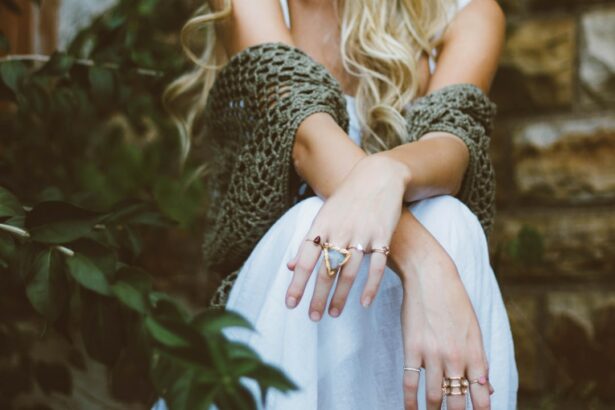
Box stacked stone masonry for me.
[491,1,615,408]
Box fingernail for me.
[362,297,372,307]
[479,376,487,385]
[286,296,297,308]
[310,311,321,321]
[329,307,340,317]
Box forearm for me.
[293,114,441,280]
[380,132,470,202]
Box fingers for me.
[467,360,492,410]
[424,361,443,410]
[443,362,468,410]
[308,255,337,321]
[402,367,421,410]
[285,236,322,309]
[361,250,386,307]
[328,247,363,317]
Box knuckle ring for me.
[306,235,322,246]
[469,375,489,385]
[441,376,469,396]
[348,243,365,253]
[368,245,390,256]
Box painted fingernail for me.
[286,296,297,308]
[362,297,372,307]
[329,307,340,317]
[310,311,321,321]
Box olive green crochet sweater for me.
[199,43,497,308]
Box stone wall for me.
[490,1,615,408]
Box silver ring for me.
[348,243,365,253]
[403,366,421,373]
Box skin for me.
[210,1,505,409]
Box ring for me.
[441,376,469,396]
[305,235,322,246]
[321,242,351,277]
[348,243,365,253]
[403,366,421,374]
[369,245,390,256]
[469,375,489,385]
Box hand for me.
[285,154,409,320]
[399,233,494,410]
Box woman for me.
[162,0,518,409]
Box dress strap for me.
[279,0,291,28]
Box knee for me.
[411,195,482,236]
[408,195,485,257]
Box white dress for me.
[156,1,519,409]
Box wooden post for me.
[0,0,59,56]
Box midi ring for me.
[369,245,390,256]
[321,242,351,278]
[403,366,421,374]
[348,243,365,253]
[469,375,489,385]
[305,235,322,246]
[442,376,469,396]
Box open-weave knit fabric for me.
[200,42,350,283]
[202,43,497,309]
[400,83,497,234]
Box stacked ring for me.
[369,245,390,256]
[442,376,469,396]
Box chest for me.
[285,0,358,95]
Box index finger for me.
[285,235,323,309]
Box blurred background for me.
[0,0,613,409]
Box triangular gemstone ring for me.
[322,243,351,277]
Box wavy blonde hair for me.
[164,0,456,161]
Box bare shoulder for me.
[428,0,506,93]
[211,0,294,56]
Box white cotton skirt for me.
[217,194,519,410]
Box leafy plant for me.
[0,0,298,408]
[0,187,297,409]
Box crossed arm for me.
[214,1,505,408]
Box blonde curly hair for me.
[164,0,456,161]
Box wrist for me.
[388,210,433,284]
[366,151,413,188]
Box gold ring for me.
[348,243,365,253]
[321,242,351,277]
[441,376,469,396]
[369,245,390,256]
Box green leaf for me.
[40,51,75,76]
[68,238,117,278]
[0,232,15,267]
[26,201,101,244]
[111,266,152,314]
[88,65,114,102]
[150,351,218,410]
[25,249,67,321]
[66,253,112,296]
[144,317,194,349]
[0,60,27,92]
[192,309,254,337]
[0,186,24,219]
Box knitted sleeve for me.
[402,83,497,234]
[200,42,349,276]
